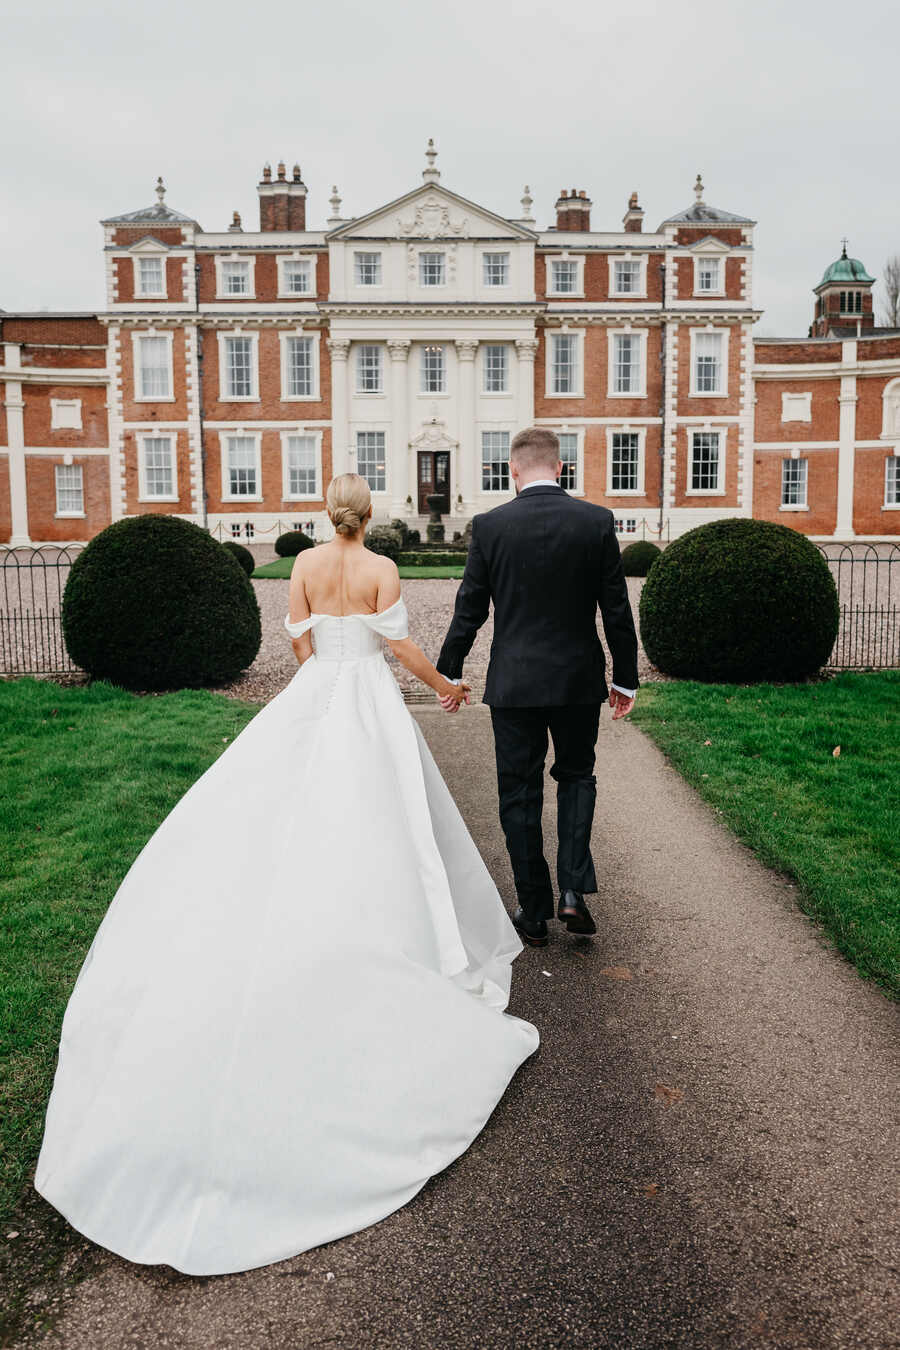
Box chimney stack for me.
[554,188,591,232]
[258,160,307,231]
[623,191,644,233]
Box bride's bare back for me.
[294,536,396,617]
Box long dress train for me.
[33,598,539,1276]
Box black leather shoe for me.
[511,906,549,947]
[557,890,597,935]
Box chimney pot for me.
[262,163,272,183]
[277,160,287,182]
[292,163,302,182]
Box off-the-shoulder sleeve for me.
[284,613,324,639]
[358,597,409,639]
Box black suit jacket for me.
[436,485,640,707]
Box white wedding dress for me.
[33,597,539,1276]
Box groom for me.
[435,426,640,948]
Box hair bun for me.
[331,505,361,535]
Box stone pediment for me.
[328,184,535,242]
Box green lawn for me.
[628,671,900,998]
[253,556,464,581]
[0,676,265,1230]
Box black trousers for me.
[489,703,602,922]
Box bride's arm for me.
[286,555,314,667]
[377,564,469,704]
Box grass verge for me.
[628,670,899,998]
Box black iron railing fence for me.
[1,539,898,678]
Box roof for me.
[819,251,875,286]
[100,177,199,228]
[659,202,755,226]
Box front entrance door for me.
[417,450,450,515]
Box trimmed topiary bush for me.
[62,514,262,691]
[364,526,403,563]
[222,540,255,576]
[275,529,315,557]
[621,540,662,577]
[639,518,839,683]
[407,528,421,546]
[399,552,469,567]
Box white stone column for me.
[387,339,412,514]
[836,338,858,540]
[515,337,538,436]
[3,343,30,545]
[326,338,351,477]
[454,339,479,510]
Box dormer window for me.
[215,256,256,299]
[137,256,165,297]
[549,259,579,294]
[354,252,382,285]
[696,257,722,292]
[419,252,446,286]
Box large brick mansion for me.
[2,141,899,546]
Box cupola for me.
[810,241,875,337]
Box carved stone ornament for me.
[397,195,469,239]
[409,417,459,452]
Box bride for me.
[33,472,540,1277]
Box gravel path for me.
[222,576,659,705]
[12,707,898,1349]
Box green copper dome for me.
[820,248,874,286]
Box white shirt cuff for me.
[611,683,636,698]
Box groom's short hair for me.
[509,427,560,472]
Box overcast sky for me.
[2,0,898,336]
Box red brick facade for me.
[2,166,898,545]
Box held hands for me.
[438,680,471,713]
[608,688,635,721]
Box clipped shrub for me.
[399,552,468,567]
[222,540,255,576]
[638,517,839,683]
[275,529,315,557]
[364,525,403,563]
[407,528,421,546]
[390,518,411,549]
[62,514,262,691]
[621,540,662,577]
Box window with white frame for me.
[483,252,510,286]
[549,259,579,294]
[284,335,314,398]
[689,431,722,491]
[781,456,807,507]
[280,258,313,295]
[696,256,722,293]
[610,433,640,492]
[692,330,726,395]
[356,431,386,491]
[284,434,319,498]
[223,336,256,399]
[611,332,643,395]
[483,344,509,393]
[135,335,171,399]
[613,259,642,294]
[421,344,446,393]
[50,398,82,430]
[54,463,83,515]
[558,432,579,490]
[356,344,383,393]
[885,456,900,506]
[221,260,251,295]
[224,435,259,497]
[354,252,382,285]
[141,435,176,498]
[137,256,165,296]
[549,333,579,395]
[419,252,446,286]
[614,517,637,535]
[481,430,510,492]
[782,391,812,423]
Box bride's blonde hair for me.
[326,473,371,536]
